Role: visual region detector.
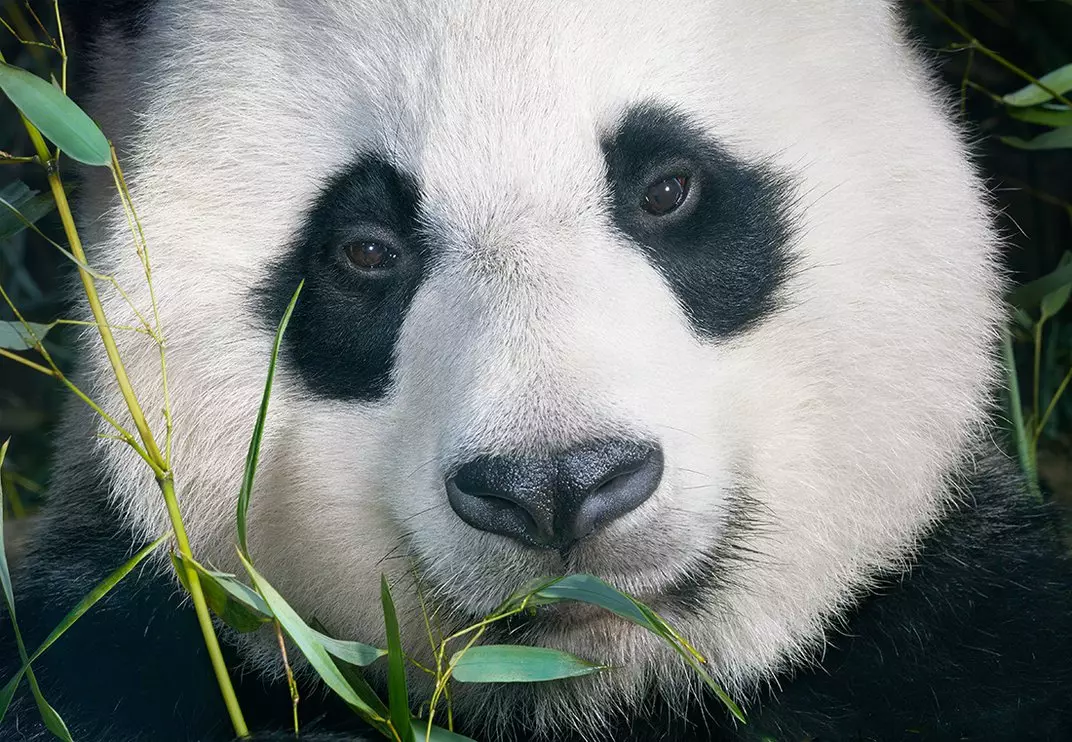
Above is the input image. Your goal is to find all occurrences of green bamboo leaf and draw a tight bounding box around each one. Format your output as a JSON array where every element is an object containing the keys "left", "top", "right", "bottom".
[
  {"left": 423, "top": 724, "right": 478, "bottom": 741},
  {"left": 0, "top": 320, "right": 55, "bottom": 351},
  {"left": 1007, "top": 105, "right": 1072, "bottom": 128},
  {"left": 171, "top": 554, "right": 271, "bottom": 633},
  {"left": 0, "top": 182, "right": 33, "bottom": 206},
  {"left": 381, "top": 575, "right": 413, "bottom": 742},
  {"left": 450, "top": 645, "right": 605, "bottom": 683},
  {"left": 527, "top": 574, "right": 745, "bottom": 723},
  {"left": 237, "top": 280, "right": 303, "bottom": 560},
  {"left": 0, "top": 181, "right": 61, "bottom": 242},
  {"left": 330, "top": 655, "right": 392, "bottom": 721},
  {"left": 1012, "top": 259, "right": 1072, "bottom": 310},
  {"left": 1012, "top": 307, "right": 1034, "bottom": 332},
  {"left": 0, "top": 440, "right": 72, "bottom": 740},
  {"left": 1003, "top": 63, "right": 1072, "bottom": 107},
  {"left": 0, "top": 532, "right": 169, "bottom": 723},
  {"left": 1001, "top": 127, "right": 1072, "bottom": 150},
  {"left": 533, "top": 574, "right": 656, "bottom": 630},
  {"left": 312, "top": 630, "right": 386, "bottom": 668},
  {"left": 239, "top": 553, "right": 392, "bottom": 734},
  {"left": 0, "top": 63, "right": 111, "bottom": 166},
  {"left": 0, "top": 674, "right": 18, "bottom": 724},
  {"left": 30, "top": 534, "right": 169, "bottom": 665},
  {"left": 1040, "top": 253, "right": 1072, "bottom": 322},
  {"left": 0, "top": 192, "right": 56, "bottom": 242},
  {"left": 31, "top": 695, "right": 70, "bottom": 741},
  {"left": 308, "top": 616, "right": 388, "bottom": 667}
]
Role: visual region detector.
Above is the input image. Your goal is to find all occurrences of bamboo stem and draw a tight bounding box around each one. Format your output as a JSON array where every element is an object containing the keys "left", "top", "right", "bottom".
[
  {"left": 12, "top": 109, "right": 249, "bottom": 736},
  {"left": 162, "top": 476, "right": 249, "bottom": 737},
  {"left": 23, "top": 123, "right": 164, "bottom": 465}
]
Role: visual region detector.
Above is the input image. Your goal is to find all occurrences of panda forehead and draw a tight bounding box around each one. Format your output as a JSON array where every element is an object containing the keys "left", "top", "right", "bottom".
[{"left": 299, "top": 0, "right": 736, "bottom": 177}]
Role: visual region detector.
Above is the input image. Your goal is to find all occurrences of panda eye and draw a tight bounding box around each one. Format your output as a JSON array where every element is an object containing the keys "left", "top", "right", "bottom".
[
  {"left": 642, "top": 175, "right": 689, "bottom": 216},
  {"left": 343, "top": 240, "right": 398, "bottom": 271}
]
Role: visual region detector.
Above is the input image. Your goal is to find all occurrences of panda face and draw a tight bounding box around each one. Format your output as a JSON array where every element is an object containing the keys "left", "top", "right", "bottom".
[{"left": 78, "top": 0, "right": 1002, "bottom": 727}]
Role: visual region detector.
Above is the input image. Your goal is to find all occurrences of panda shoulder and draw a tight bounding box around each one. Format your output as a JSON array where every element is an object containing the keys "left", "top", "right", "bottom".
[{"left": 753, "top": 445, "right": 1072, "bottom": 740}]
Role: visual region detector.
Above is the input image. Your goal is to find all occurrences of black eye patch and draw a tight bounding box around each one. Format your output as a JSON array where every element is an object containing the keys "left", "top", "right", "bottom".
[
  {"left": 602, "top": 103, "right": 796, "bottom": 339},
  {"left": 256, "top": 156, "right": 427, "bottom": 402}
]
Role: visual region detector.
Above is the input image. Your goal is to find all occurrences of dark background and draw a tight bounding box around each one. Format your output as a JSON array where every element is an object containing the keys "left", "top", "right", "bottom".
[{"left": 1, "top": 0, "right": 1071, "bottom": 539}]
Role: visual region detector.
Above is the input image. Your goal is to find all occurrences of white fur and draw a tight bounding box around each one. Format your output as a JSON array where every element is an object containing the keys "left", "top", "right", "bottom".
[{"left": 65, "top": 0, "right": 1001, "bottom": 733}]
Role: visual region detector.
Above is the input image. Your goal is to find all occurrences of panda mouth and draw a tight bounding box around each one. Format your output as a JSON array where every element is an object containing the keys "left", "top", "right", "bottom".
[
  {"left": 425, "top": 486, "right": 757, "bottom": 633},
  {"left": 474, "top": 549, "right": 724, "bottom": 640}
]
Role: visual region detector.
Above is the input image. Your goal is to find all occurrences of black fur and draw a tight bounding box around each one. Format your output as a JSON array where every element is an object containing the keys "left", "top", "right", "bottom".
[
  {"left": 67, "top": 0, "right": 155, "bottom": 37},
  {"left": 258, "top": 156, "right": 429, "bottom": 402},
  {"left": 2, "top": 442, "right": 1068, "bottom": 741},
  {"left": 601, "top": 104, "right": 795, "bottom": 339}
]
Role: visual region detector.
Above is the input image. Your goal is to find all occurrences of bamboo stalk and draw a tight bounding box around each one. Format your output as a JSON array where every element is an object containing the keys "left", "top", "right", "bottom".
[{"left": 13, "top": 114, "right": 249, "bottom": 737}]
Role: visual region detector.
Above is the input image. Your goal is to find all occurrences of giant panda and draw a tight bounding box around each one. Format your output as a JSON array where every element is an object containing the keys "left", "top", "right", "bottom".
[{"left": 2, "top": 0, "right": 1070, "bottom": 740}]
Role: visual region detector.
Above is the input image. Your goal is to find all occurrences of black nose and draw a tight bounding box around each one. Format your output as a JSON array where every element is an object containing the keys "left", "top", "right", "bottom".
[{"left": 445, "top": 440, "right": 663, "bottom": 549}]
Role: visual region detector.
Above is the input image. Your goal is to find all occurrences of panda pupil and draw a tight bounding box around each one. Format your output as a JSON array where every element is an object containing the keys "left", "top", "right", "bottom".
[
  {"left": 644, "top": 176, "right": 688, "bottom": 215},
  {"left": 347, "top": 241, "right": 391, "bottom": 269}
]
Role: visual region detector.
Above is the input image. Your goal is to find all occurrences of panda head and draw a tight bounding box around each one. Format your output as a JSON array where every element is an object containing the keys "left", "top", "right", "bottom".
[{"left": 74, "top": 0, "right": 1002, "bottom": 732}]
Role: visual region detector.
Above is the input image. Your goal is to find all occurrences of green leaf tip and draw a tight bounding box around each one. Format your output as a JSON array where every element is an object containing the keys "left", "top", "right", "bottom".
[
  {"left": 1000, "top": 127, "right": 1072, "bottom": 151},
  {"left": 0, "top": 320, "right": 56, "bottom": 351},
  {"left": 0, "top": 440, "right": 74, "bottom": 739},
  {"left": 237, "top": 279, "right": 304, "bottom": 559},
  {"left": 0, "top": 62, "right": 111, "bottom": 167},
  {"left": 380, "top": 575, "right": 413, "bottom": 742},
  {"left": 1002, "top": 63, "right": 1072, "bottom": 108}
]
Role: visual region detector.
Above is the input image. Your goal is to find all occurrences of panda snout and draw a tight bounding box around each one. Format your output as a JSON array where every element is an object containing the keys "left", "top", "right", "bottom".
[{"left": 445, "top": 440, "right": 663, "bottom": 550}]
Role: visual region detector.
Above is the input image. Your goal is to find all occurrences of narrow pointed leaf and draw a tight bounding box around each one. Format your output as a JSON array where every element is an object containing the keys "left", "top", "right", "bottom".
[
  {"left": 330, "top": 655, "right": 391, "bottom": 721},
  {"left": 1040, "top": 253, "right": 1072, "bottom": 322},
  {"left": 0, "top": 671, "right": 21, "bottom": 722},
  {"left": 1003, "top": 63, "right": 1072, "bottom": 107},
  {"left": 171, "top": 554, "right": 270, "bottom": 633},
  {"left": 308, "top": 616, "right": 387, "bottom": 666},
  {"left": 30, "top": 534, "right": 170, "bottom": 665},
  {"left": 524, "top": 574, "right": 745, "bottom": 723},
  {"left": 1001, "top": 127, "right": 1072, "bottom": 150},
  {"left": 1007, "top": 105, "right": 1072, "bottom": 128},
  {"left": 450, "top": 645, "right": 605, "bottom": 683},
  {"left": 237, "top": 280, "right": 303, "bottom": 559},
  {"left": 33, "top": 694, "right": 71, "bottom": 740},
  {"left": 312, "top": 630, "right": 386, "bottom": 667},
  {"left": 423, "top": 724, "right": 479, "bottom": 741},
  {"left": 1012, "top": 259, "right": 1072, "bottom": 310},
  {"left": 0, "top": 440, "right": 72, "bottom": 739},
  {"left": 381, "top": 576, "right": 413, "bottom": 742},
  {"left": 0, "top": 62, "right": 111, "bottom": 166},
  {"left": 0, "top": 532, "right": 169, "bottom": 724},
  {"left": 0, "top": 181, "right": 60, "bottom": 241},
  {"left": 0, "top": 320, "right": 55, "bottom": 351},
  {"left": 239, "top": 554, "right": 390, "bottom": 731},
  {"left": 534, "top": 575, "right": 656, "bottom": 630}
]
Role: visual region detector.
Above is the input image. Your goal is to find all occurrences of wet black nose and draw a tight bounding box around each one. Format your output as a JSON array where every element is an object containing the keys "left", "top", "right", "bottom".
[{"left": 445, "top": 440, "right": 663, "bottom": 549}]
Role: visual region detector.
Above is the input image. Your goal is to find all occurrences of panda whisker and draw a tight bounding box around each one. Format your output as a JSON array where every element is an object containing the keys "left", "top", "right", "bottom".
[
  {"left": 396, "top": 501, "right": 448, "bottom": 524},
  {"left": 403, "top": 456, "right": 442, "bottom": 481},
  {"left": 670, "top": 466, "right": 718, "bottom": 481},
  {"left": 649, "top": 422, "right": 709, "bottom": 444}
]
